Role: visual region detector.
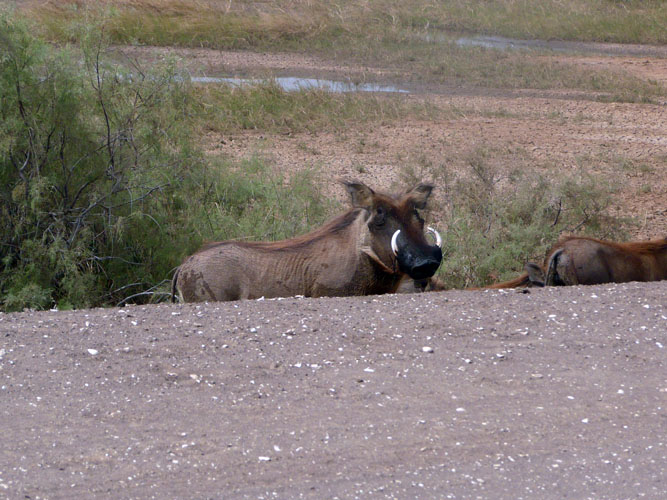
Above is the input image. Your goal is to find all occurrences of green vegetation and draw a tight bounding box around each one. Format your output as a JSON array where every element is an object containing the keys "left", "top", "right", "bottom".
[
  {"left": 0, "top": 16, "right": 331, "bottom": 311},
  {"left": 194, "top": 83, "right": 431, "bottom": 135},
  {"left": 376, "top": 39, "right": 662, "bottom": 102},
  {"left": 22, "top": 0, "right": 667, "bottom": 47},
  {"left": 414, "top": 150, "right": 629, "bottom": 289},
  {"left": 0, "top": 6, "right": 650, "bottom": 309},
  {"left": 15, "top": 1, "right": 665, "bottom": 101}
]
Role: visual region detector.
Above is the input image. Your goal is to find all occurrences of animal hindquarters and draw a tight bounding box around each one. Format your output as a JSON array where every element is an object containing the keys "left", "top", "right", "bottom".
[
  {"left": 545, "top": 249, "right": 573, "bottom": 286},
  {"left": 174, "top": 249, "right": 246, "bottom": 302},
  {"left": 546, "top": 242, "right": 618, "bottom": 285}
]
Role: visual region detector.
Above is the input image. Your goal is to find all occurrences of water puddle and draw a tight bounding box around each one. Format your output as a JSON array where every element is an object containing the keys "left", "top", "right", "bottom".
[
  {"left": 454, "top": 35, "right": 666, "bottom": 57},
  {"left": 455, "top": 35, "right": 551, "bottom": 51},
  {"left": 190, "top": 76, "right": 409, "bottom": 94}
]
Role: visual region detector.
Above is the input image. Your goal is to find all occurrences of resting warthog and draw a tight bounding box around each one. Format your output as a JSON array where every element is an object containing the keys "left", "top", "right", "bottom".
[
  {"left": 484, "top": 235, "right": 667, "bottom": 288},
  {"left": 537, "top": 236, "right": 667, "bottom": 286},
  {"left": 172, "top": 181, "right": 443, "bottom": 302}
]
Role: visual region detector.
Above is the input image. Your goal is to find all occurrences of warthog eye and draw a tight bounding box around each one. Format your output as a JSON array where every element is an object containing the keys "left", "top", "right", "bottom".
[{"left": 374, "top": 206, "right": 386, "bottom": 226}]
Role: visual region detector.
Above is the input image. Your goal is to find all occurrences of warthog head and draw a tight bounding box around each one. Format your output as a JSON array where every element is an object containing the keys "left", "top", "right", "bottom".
[{"left": 344, "top": 180, "right": 443, "bottom": 280}]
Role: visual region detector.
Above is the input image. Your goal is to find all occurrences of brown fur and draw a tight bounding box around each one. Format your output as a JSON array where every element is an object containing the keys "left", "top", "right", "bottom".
[
  {"left": 544, "top": 236, "right": 667, "bottom": 286},
  {"left": 483, "top": 236, "right": 667, "bottom": 289},
  {"left": 482, "top": 273, "right": 532, "bottom": 289},
  {"left": 173, "top": 182, "right": 442, "bottom": 302}
]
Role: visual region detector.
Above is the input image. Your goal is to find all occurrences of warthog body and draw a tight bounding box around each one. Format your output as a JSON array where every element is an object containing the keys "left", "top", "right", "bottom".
[
  {"left": 173, "top": 181, "right": 443, "bottom": 302},
  {"left": 484, "top": 236, "right": 667, "bottom": 288},
  {"left": 541, "top": 236, "right": 667, "bottom": 286}
]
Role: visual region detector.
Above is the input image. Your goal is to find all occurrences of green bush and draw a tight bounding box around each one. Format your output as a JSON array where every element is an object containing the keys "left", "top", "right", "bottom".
[
  {"left": 430, "top": 156, "right": 628, "bottom": 289},
  {"left": 0, "top": 15, "right": 330, "bottom": 311}
]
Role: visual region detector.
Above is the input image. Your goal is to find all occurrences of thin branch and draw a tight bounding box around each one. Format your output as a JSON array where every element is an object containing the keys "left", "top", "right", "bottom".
[
  {"left": 115, "top": 279, "right": 172, "bottom": 306},
  {"left": 551, "top": 198, "right": 562, "bottom": 227},
  {"left": 107, "top": 183, "right": 170, "bottom": 210},
  {"left": 117, "top": 291, "right": 172, "bottom": 307},
  {"left": 85, "top": 256, "right": 142, "bottom": 266}
]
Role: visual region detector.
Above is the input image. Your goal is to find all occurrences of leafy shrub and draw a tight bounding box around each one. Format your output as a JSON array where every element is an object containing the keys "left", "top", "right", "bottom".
[
  {"left": 0, "top": 15, "right": 330, "bottom": 311},
  {"left": 428, "top": 153, "right": 628, "bottom": 289}
]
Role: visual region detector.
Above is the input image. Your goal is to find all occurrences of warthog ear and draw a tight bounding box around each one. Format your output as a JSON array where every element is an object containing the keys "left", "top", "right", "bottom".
[
  {"left": 405, "top": 184, "right": 434, "bottom": 209},
  {"left": 343, "top": 180, "right": 375, "bottom": 210}
]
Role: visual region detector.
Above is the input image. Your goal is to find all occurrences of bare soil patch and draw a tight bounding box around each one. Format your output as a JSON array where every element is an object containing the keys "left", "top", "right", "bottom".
[
  {"left": 206, "top": 91, "right": 666, "bottom": 239},
  {"left": 116, "top": 44, "right": 667, "bottom": 239},
  {"left": 1, "top": 282, "right": 666, "bottom": 498}
]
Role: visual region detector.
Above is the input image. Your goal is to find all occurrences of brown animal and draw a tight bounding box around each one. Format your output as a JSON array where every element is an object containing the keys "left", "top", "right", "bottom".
[
  {"left": 484, "top": 236, "right": 667, "bottom": 288},
  {"left": 481, "top": 262, "right": 545, "bottom": 289},
  {"left": 539, "top": 236, "right": 667, "bottom": 286},
  {"left": 172, "top": 181, "right": 443, "bottom": 302}
]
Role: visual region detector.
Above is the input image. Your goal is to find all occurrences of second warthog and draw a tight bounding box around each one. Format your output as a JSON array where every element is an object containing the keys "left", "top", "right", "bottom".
[
  {"left": 172, "top": 180, "right": 443, "bottom": 302},
  {"left": 484, "top": 235, "right": 667, "bottom": 288}
]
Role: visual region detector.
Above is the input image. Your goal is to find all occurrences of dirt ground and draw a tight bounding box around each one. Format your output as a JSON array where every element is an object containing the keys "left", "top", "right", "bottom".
[
  {"left": 1, "top": 281, "right": 666, "bottom": 498},
  {"left": 116, "top": 44, "right": 667, "bottom": 240}
]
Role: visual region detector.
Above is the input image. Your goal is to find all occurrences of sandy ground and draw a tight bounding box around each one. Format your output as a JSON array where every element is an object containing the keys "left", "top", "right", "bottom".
[{"left": 1, "top": 281, "right": 666, "bottom": 499}]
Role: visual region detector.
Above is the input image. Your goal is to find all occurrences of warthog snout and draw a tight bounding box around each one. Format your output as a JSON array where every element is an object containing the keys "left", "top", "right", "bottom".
[
  {"left": 410, "top": 254, "right": 443, "bottom": 280},
  {"left": 391, "top": 227, "right": 443, "bottom": 280}
]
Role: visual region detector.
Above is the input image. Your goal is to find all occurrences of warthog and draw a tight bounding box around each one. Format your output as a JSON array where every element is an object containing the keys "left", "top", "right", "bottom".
[
  {"left": 172, "top": 180, "right": 443, "bottom": 302},
  {"left": 484, "top": 235, "right": 667, "bottom": 288},
  {"left": 536, "top": 235, "right": 667, "bottom": 286}
]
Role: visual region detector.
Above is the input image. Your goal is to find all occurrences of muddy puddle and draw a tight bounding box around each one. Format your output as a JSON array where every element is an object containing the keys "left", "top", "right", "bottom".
[
  {"left": 452, "top": 35, "right": 667, "bottom": 57},
  {"left": 190, "top": 76, "right": 409, "bottom": 93}
]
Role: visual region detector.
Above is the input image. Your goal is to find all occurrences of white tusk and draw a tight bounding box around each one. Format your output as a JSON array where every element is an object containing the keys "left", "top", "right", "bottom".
[
  {"left": 427, "top": 226, "right": 442, "bottom": 248},
  {"left": 390, "top": 230, "right": 401, "bottom": 256}
]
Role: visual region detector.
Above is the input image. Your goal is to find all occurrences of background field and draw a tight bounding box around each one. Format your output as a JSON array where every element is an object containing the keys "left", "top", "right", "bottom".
[{"left": 1, "top": 0, "right": 665, "bottom": 309}]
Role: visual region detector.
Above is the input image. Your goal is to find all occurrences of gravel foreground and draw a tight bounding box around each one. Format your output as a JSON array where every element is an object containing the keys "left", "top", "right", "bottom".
[{"left": 1, "top": 282, "right": 666, "bottom": 499}]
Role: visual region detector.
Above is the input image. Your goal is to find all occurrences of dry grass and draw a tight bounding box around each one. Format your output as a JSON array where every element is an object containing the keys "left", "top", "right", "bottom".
[
  {"left": 10, "top": 0, "right": 664, "bottom": 101},
  {"left": 21, "top": 0, "right": 667, "bottom": 47},
  {"left": 192, "top": 82, "right": 439, "bottom": 135}
]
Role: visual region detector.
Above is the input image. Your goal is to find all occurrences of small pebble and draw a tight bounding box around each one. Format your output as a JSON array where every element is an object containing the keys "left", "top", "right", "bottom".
[{"left": 422, "top": 346, "right": 434, "bottom": 353}]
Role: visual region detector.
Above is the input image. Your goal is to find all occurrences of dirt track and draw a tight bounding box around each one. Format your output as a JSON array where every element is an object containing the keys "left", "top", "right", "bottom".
[{"left": 1, "top": 281, "right": 666, "bottom": 499}]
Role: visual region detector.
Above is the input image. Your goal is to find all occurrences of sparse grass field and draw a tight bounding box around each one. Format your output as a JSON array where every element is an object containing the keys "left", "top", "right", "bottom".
[
  {"left": 16, "top": 0, "right": 667, "bottom": 99},
  {"left": 1, "top": 1, "right": 665, "bottom": 308},
  {"left": 21, "top": 0, "right": 667, "bottom": 47}
]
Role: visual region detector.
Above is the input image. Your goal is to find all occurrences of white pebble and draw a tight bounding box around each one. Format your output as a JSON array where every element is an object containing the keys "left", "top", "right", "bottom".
[
  {"left": 87, "top": 349, "right": 98, "bottom": 356},
  {"left": 422, "top": 346, "right": 434, "bottom": 353}
]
